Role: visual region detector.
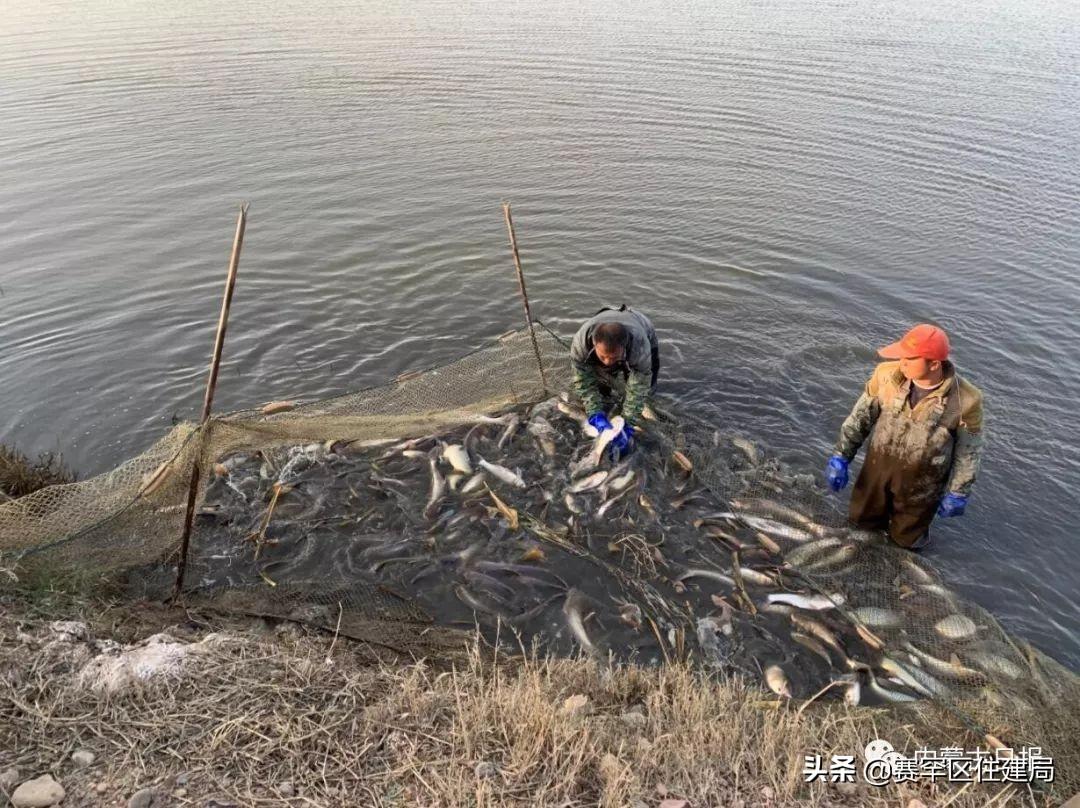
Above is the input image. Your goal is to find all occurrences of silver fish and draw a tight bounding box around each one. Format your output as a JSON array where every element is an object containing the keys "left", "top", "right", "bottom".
[
  {"left": 442, "top": 444, "right": 472, "bottom": 474},
  {"left": 732, "top": 437, "right": 760, "bottom": 464},
  {"left": 730, "top": 497, "right": 825, "bottom": 533},
  {"left": 596, "top": 486, "right": 633, "bottom": 517},
  {"left": 765, "top": 592, "right": 843, "bottom": 611},
  {"left": 497, "top": 414, "right": 522, "bottom": 449},
  {"left": 764, "top": 665, "right": 791, "bottom": 698},
  {"left": 706, "top": 512, "right": 815, "bottom": 543},
  {"left": 678, "top": 569, "right": 735, "bottom": 588},
  {"left": 903, "top": 642, "right": 989, "bottom": 685},
  {"left": 963, "top": 650, "right": 1024, "bottom": 680},
  {"left": 569, "top": 471, "right": 608, "bottom": 494},
  {"left": 478, "top": 459, "right": 527, "bottom": 489},
  {"left": 866, "top": 673, "right": 919, "bottom": 703},
  {"left": 564, "top": 492, "right": 585, "bottom": 515},
  {"left": 852, "top": 607, "right": 903, "bottom": 629},
  {"left": 606, "top": 470, "right": 636, "bottom": 492},
  {"left": 790, "top": 613, "right": 846, "bottom": 658},
  {"left": 791, "top": 632, "right": 832, "bottom": 666},
  {"left": 461, "top": 472, "right": 487, "bottom": 494},
  {"left": 935, "top": 614, "right": 978, "bottom": 640},
  {"left": 423, "top": 456, "right": 446, "bottom": 519},
  {"left": 802, "top": 544, "right": 858, "bottom": 571},
  {"left": 785, "top": 538, "right": 844, "bottom": 567},
  {"left": 738, "top": 567, "right": 778, "bottom": 587},
  {"left": 881, "top": 657, "right": 948, "bottom": 698},
  {"left": 563, "top": 589, "right": 598, "bottom": 656}
]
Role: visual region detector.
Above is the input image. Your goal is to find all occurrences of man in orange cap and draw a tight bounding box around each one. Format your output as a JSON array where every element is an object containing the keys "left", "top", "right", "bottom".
[{"left": 825, "top": 324, "right": 985, "bottom": 549}]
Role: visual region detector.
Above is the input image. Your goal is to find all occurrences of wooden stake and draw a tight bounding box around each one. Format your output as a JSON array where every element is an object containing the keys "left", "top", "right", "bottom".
[
  {"left": 501, "top": 202, "right": 549, "bottom": 394},
  {"left": 173, "top": 204, "right": 249, "bottom": 599}
]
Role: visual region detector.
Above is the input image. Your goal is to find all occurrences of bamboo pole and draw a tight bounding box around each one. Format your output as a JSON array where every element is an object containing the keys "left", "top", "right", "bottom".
[
  {"left": 501, "top": 202, "right": 549, "bottom": 394},
  {"left": 173, "top": 203, "right": 249, "bottom": 599}
]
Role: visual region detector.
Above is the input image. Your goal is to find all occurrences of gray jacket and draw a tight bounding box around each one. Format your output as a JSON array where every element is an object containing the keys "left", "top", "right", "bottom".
[{"left": 569, "top": 307, "right": 657, "bottom": 424}]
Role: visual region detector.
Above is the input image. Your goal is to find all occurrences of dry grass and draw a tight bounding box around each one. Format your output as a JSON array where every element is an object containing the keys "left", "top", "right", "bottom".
[
  {"left": 0, "top": 596, "right": 1052, "bottom": 808},
  {"left": 0, "top": 444, "right": 76, "bottom": 499}
]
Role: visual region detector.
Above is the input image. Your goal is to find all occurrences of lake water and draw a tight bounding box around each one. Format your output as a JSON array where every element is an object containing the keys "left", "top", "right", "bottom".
[{"left": 1, "top": 0, "right": 1077, "bottom": 667}]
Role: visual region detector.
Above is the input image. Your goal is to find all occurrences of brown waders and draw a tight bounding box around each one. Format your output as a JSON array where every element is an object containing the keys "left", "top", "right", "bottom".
[{"left": 838, "top": 362, "right": 984, "bottom": 550}]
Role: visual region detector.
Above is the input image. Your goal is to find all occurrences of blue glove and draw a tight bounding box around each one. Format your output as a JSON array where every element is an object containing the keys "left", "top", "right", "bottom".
[
  {"left": 937, "top": 492, "right": 967, "bottom": 518},
  {"left": 825, "top": 455, "right": 849, "bottom": 492},
  {"left": 608, "top": 425, "right": 634, "bottom": 460},
  {"left": 587, "top": 412, "right": 613, "bottom": 433}
]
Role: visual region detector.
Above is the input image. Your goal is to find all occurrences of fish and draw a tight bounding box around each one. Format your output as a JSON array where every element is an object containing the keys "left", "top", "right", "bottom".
[
  {"left": 563, "top": 589, "right": 598, "bottom": 656},
  {"left": 454, "top": 584, "right": 508, "bottom": 618},
  {"left": 587, "top": 416, "right": 626, "bottom": 467},
  {"left": 139, "top": 461, "right": 173, "bottom": 497},
  {"left": 477, "top": 459, "right": 527, "bottom": 489},
  {"left": 596, "top": 486, "right": 633, "bottom": 517},
  {"left": 902, "top": 642, "right": 989, "bottom": 685},
  {"left": 963, "top": 650, "right": 1024, "bottom": 680},
  {"left": 935, "top": 614, "right": 978, "bottom": 640},
  {"left": 865, "top": 673, "right": 919, "bottom": 703},
  {"left": 903, "top": 558, "right": 936, "bottom": 584},
  {"left": 401, "top": 449, "right": 427, "bottom": 460},
  {"left": 442, "top": 444, "right": 472, "bottom": 474},
  {"left": 764, "top": 665, "right": 791, "bottom": 698},
  {"left": 732, "top": 437, "right": 759, "bottom": 464},
  {"left": 851, "top": 607, "right": 903, "bottom": 629},
  {"left": 569, "top": 471, "right": 608, "bottom": 494},
  {"left": 702, "top": 512, "right": 815, "bottom": 543},
  {"left": 527, "top": 416, "right": 557, "bottom": 438},
  {"left": 765, "top": 592, "right": 843, "bottom": 611},
  {"left": 556, "top": 400, "right": 599, "bottom": 438},
  {"left": 564, "top": 492, "right": 586, "bottom": 515},
  {"left": 880, "top": 656, "right": 948, "bottom": 698},
  {"left": 497, "top": 414, "right": 522, "bottom": 449},
  {"left": 447, "top": 473, "right": 465, "bottom": 492},
  {"left": 260, "top": 400, "right": 296, "bottom": 415},
  {"left": 535, "top": 436, "right": 558, "bottom": 458},
  {"left": 737, "top": 567, "right": 777, "bottom": 587},
  {"left": 730, "top": 498, "right": 825, "bottom": 533},
  {"left": 754, "top": 531, "right": 782, "bottom": 555},
  {"left": 606, "top": 470, "right": 636, "bottom": 493},
  {"left": 842, "top": 677, "right": 862, "bottom": 705},
  {"left": 790, "top": 614, "right": 845, "bottom": 657},
  {"left": 678, "top": 569, "right": 735, "bottom": 588},
  {"left": 671, "top": 451, "right": 693, "bottom": 474},
  {"left": 423, "top": 456, "right": 446, "bottom": 519},
  {"left": 618, "top": 602, "right": 642, "bottom": 630},
  {"left": 791, "top": 632, "right": 832, "bottom": 666},
  {"left": 785, "top": 538, "right": 844, "bottom": 567},
  {"left": 802, "top": 544, "right": 858, "bottom": 571},
  {"left": 460, "top": 472, "right": 487, "bottom": 495}
]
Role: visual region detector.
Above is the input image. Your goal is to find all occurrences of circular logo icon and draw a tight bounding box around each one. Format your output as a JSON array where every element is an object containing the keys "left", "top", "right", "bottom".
[{"left": 864, "top": 739, "right": 894, "bottom": 762}]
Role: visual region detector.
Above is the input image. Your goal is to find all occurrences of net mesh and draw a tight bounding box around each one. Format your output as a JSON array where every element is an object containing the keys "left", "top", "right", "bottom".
[{"left": 1, "top": 323, "right": 1076, "bottom": 796}]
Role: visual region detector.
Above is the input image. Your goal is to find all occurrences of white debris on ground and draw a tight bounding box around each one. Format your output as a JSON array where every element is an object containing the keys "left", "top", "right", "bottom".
[{"left": 21, "top": 620, "right": 228, "bottom": 694}]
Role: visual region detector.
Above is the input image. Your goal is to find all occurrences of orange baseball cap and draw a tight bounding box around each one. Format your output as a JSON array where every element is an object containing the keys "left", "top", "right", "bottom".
[{"left": 878, "top": 324, "right": 950, "bottom": 361}]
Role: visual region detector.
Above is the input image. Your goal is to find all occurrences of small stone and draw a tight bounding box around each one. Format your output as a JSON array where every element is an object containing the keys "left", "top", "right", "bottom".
[
  {"left": 176, "top": 773, "right": 190, "bottom": 786},
  {"left": 11, "top": 775, "right": 66, "bottom": 808},
  {"left": 71, "top": 750, "right": 95, "bottom": 768},
  {"left": 1, "top": 767, "right": 20, "bottom": 792},
  {"left": 278, "top": 781, "right": 294, "bottom": 798},
  {"left": 128, "top": 787, "right": 160, "bottom": 808},
  {"left": 559, "top": 694, "right": 590, "bottom": 716},
  {"left": 659, "top": 800, "right": 689, "bottom": 808},
  {"left": 95, "top": 783, "right": 108, "bottom": 794},
  {"left": 175, "top": 788, "right": 187, "bottom": 798},
  {"left": 474, "top": 761, "right": 499, "bottom": 780},
  {"left": 761, "top": 785, "right": 775, "bottom": 801},
  {"left": 907, "top": 801, "right": 928, "bottom": 808}
]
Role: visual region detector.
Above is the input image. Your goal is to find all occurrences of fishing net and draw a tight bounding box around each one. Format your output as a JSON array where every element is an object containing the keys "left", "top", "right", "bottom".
[{"left": 1, "top": 323, "right": 1076, "bottom": 796}]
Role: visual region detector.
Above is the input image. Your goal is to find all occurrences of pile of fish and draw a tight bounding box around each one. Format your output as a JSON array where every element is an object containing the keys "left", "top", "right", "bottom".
[{"left": 164, "top": 392, "right": 1037, "bottom": 709}]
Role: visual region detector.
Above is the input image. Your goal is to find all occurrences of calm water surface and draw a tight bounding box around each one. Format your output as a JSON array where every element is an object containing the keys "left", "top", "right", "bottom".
[{"left": 1, "top": 0, "right": 1078, "bottom": 666}]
